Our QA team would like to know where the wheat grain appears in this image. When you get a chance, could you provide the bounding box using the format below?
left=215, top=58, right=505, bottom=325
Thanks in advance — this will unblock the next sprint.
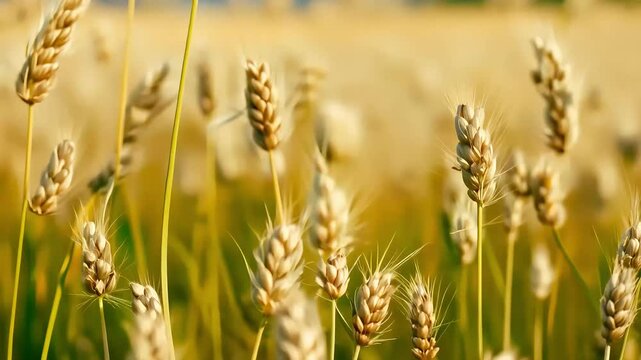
left=129, top=283, right=168, bottom=360
left=245, top=60, right=282, bottom=151
left=530, top=160, right=566, bottom=228
left=600, top=266, right=637, bottom=344
left=531, top=37, right=579, bottom=154
left=353, top=270, right=396, bottom=347
left=79, top=221, right=116, bottom=297
left=275, top=289, right=327, bottom=360
left=316, top=248, right=349, bottom=300
left=252, top=223, right=304, bottom=317
left=29, top=139, right=75, bottom=215
left=15, top=0, right=90, bottom=104
left=453, top=104, right=498, bottom=206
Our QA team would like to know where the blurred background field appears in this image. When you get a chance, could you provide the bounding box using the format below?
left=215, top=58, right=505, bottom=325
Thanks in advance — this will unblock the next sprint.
left=1, top=0, right=641, bottom=359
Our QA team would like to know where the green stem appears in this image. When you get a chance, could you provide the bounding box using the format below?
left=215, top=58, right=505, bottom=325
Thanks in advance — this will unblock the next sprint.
left=159, top=1, right=198, bottom=359
left=534, top=300, right=543, bottom=360
left=352, top=345, right=361, bottom=360
left=41, top=241, right=76, bottom=360
left=502, top=231, right=516, bottom=351
left=98, top=297, right=110, bottom=360
left=604, top=344, right=611, bottom=360
left=250, top=320, right=267, bottom=360
left=113, top=0, right=135, bottom=181
left=551, top=228, right=596, bottom=312
left=8, top=103, right=34, bottom=360
left=459, top=267, right=468, bottom=358
left=268, top=150, right=285, bottom=224
left=205, top=134, right=223, bottom=360
left=330, top=300, right=336, bottom=360
left=477, top=203, right=483, bottom=360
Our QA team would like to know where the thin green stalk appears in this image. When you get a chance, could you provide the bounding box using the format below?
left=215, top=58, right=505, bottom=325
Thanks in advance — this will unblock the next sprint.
left=113, top=0, right=135, bottom=181
left=459, top=267, right=468, bottom=359
left=352, top=345, right=361, bottom=360
left=41, top=241, right=76, bottom=359
left=8, top=104, right=34, bottom=360
left=477, top=203, right=483, bottom=360
left=502, top=231, right=516, bottom=351
left=546, top=253, right=561, bottom=336
left=123, top=185, right=147, bottom=277
left=534, top=300, right=543, bottom=360
left=250, top=320, right=267, bottom=360
left=205, top=136, right=223, bottom=360
left=98, top=297, right=110, bottom=360
left=268, top=150, right=285, bottom=224
left=551, top=228, right=596, bottom=311
left=159, top=2, right=198, bottom=359
left=604, top=344, right=611, bottom=360
left=330, top=300, right=336, bottom=360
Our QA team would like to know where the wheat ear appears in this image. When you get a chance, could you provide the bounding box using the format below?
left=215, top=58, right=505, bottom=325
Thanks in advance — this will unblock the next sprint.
left=129, top=283, right=168, bottom=360
left=16, top=0, right=90, bottom=105
left=316, top=248, right=349, bottom=360
left=404, top=273, right=441, bottom=360
left=275, top=289, right=327, bottom=360
left=530, top=37, right=579, bottom=154
left=197, top=59, right=216, bottom=118
left=29, top=139, right=75, bottom=215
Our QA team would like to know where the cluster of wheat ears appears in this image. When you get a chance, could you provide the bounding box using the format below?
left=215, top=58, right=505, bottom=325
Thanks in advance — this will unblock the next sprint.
left=4, top=1, right=641, bottom=360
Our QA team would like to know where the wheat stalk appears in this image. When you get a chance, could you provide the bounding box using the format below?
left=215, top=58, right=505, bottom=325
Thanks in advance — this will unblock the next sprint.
left=531, top=243, right=554, bottom=360
left=89, top=63, right=171, bottom=193
left=29, top=139, right=75, bottom=215
left=129, top=283, right=168, bottom=360
left=530, top=37, right=579, bottom=154
left=275, top=289, right=327, bottom=360
left=15, top=0, right=90, bottom=105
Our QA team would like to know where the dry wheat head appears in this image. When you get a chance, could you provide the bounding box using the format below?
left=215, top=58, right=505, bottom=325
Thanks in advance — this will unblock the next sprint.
left=245, top=60, right=282, bottom=151
left=275, top=289, right=327, bottom=360
left=618, top=220, right=641, bottom=271
left=405, top=274, right=440, bottom=360
left=353, top=270, right=396, bottom=346
left=16, top=0, right=89, bottom=104
left=600, top=266, right=637, bottom=344
left=451, top=198, right=477, bottom=265
left=507, top=150, right=530, bottom=197
left=29, top=139, right=75, bottom=215
left=80, top=221, right=116, bottom=297
left=316, top=248, right=349, bottom=300
left=309, top=154, right=351, bottom=256
left=503, top=195, right=524, bottom=236
left=530, top=160, right=566, bottom=228
left=252, top=224, right=304, bottom=316
left=531, top=37, right=579, bottom=154
left=197, top=60, right=216, bottom=118
left=453, top=104, right=498, bottom=206
left=530, top=243, right=554, bottom=300
left=129, top=283, right=168, bottom=360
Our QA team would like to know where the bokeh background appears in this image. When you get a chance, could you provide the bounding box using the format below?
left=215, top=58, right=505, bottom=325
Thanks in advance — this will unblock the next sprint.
left=1, top=0, right=641, bottom=359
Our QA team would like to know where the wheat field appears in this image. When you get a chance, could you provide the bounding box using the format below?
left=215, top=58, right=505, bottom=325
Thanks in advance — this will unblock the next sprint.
left=1, top=1, right=641, bottom=359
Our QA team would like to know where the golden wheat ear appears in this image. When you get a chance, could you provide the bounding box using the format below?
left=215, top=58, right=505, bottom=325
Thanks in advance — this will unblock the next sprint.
left=29, top=139, right=75, bottom=216
left=129, top=283, right=169, bottom=359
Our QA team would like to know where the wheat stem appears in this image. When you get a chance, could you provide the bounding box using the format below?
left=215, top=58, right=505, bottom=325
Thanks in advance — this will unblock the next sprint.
left=8, top=104, right=34, bottom=360
left=268, top=150, right=284, bottom=223
left=250, top=320, right=267, bottom=360
left=460, top=267, right=468, bottom=358
left=330, top=300, right=337, bottom=360
left=604, top=344, right=611, bottom=360
left=113, top=0, right=135, bottom=181
left=477, top=203, right=483, bottom=360
left=98, top=297, right=110, bottom=360
left=353, top=345, right=361, bottom=360
left=546, top=253, right=561, bottom=336
left=159, top=1, right=198, bottom=358
left=551, top=228, right=596, bottom=311
left=123, top=185, right=147, bottom=277
left=41, top=241, right=76, bottom=359
left=205, top=136, right=223, bottom=360
left=534, top=300, right=543, bottom=360
left=502, top=230, right=516, bottom=351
